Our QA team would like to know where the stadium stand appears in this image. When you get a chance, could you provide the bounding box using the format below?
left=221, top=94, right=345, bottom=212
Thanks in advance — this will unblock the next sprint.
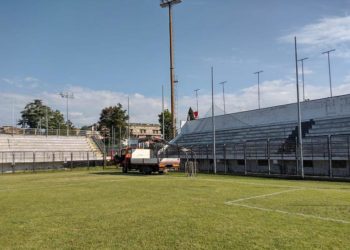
left=0, top=133, right=104, bottom=172
left=170, top=94, right=350, bottom=178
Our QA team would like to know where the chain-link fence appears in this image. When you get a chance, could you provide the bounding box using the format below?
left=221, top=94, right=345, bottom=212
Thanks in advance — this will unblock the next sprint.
left=165, top=134, right=350, bottom=179
left=0, top=151, right=104, bottom=173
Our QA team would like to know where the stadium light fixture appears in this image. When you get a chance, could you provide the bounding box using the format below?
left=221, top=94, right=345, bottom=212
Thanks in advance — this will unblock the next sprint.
left=59, top=92, right=74, bottom=136
left=218, top=81, right=227, bottom=114
left=322, top=49, right=336, bottom=98
left=160, top=0, right=182, bottom=139
left=254, top=71, right=263, bottom=109
left=298, top=57, right=309, bottom=101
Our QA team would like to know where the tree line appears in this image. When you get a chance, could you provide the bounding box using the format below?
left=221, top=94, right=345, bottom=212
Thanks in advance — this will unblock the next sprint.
left=17, top=99, right=174, bottom=140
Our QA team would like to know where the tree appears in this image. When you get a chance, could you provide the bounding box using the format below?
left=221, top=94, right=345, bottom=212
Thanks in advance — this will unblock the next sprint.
left=18, top=99, right=67, bottom=129
left=187, top=107, right=195, bottom=121
left=158, top=109, right=173, bottom=141
left=98, top=104, right=128, bottom=140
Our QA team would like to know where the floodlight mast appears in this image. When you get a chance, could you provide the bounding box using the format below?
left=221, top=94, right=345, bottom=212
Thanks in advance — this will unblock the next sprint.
left=59, top=92, right=74, bottom=136
left=160, top=0, right=182, bottom=139
left=322, top=49, right=336, bottom=97
left=254, top=71, right=263, bottom=109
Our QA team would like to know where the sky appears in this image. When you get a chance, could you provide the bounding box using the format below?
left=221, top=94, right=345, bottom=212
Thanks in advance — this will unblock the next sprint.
left=1, top=0, right=350, bottom=128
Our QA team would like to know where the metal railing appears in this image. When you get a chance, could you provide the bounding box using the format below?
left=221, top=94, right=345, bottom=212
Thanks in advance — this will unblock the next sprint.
left=0, top=150, right=104, bottom=173
left=165, top=134, right=350, bottom=179
left=0, top=128, right=100, bottom=137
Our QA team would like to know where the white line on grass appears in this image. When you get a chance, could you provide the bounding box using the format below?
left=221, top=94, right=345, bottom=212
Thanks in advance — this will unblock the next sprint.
left=229, top=203, right=350, bottom=224
left=225, top=188, right=350, bottom=224
left=225, top=189, right=302, bottom=204
left=192, top=177, right=350, bottom=192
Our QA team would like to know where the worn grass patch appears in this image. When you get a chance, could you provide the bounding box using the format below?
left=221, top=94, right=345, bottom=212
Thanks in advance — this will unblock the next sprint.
left=0, top=169, right=349, bottom=249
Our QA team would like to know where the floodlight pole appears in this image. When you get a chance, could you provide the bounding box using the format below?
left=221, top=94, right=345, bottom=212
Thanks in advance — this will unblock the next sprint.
left=128, top=96, right=130, bottom=146
left=218, top=81, right=227, bottom=114
left=162, top=85, right=165, bottom=139
left=322, top=49, right=335, bottom=97
left=59, top=92, right=74, bottom=136
left=211, top=66, right=217, bottom=174
left=194, top=89, right=200, bottom=116
left=298, top=57, right=308, bottom=101
left=254, top=71, right=263, bottom=109
left=295, top=37, right=304, bottom=179
left=160, top=0, right=182, bottom=139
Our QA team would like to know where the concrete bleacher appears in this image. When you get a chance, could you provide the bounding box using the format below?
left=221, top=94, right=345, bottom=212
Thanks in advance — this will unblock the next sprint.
left=172, top=94, right=350, bottom=178
left=0, top=134, right=103, bottom=164
left=175, top=122, right=297, bottom=145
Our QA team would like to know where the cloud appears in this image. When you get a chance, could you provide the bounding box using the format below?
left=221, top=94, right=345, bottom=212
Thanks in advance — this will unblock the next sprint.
left=1, top=80, right=350, bottom=129
left=0, top=86, right=163, bottom=127
left=177, top=79, right=350, bottom=123
left=280, top=16, right=350, bottom=58
left=0, top=76, right=40, bottom=88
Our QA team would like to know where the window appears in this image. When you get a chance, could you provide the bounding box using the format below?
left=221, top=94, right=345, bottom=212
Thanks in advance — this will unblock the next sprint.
left=139, top=129, right=146, bottom=134
left=153, top=130, right=159, bottom=134
left=332, top=160, right=347, bottom=169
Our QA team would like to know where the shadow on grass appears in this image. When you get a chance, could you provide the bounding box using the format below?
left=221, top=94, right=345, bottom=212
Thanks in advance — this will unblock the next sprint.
left=90, top=171, right=155, bottom=177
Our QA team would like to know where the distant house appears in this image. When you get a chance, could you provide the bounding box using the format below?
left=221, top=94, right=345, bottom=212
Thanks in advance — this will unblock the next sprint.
left=129, top=123, right=161, bottom=139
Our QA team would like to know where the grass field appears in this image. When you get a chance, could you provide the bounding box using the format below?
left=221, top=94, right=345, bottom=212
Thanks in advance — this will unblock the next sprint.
left=1, top=168, right=349, bottom=249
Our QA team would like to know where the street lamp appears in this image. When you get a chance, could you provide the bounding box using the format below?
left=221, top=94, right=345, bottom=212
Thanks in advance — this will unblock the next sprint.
left=218, top=81, right=227, bottom=114
left=59, top=92, right=74, bottom=136
left=254, top=70, right=263, bottom=109
left=298, top=57, right=308, bottom=101
left=322, top=49, right=336, bottom=97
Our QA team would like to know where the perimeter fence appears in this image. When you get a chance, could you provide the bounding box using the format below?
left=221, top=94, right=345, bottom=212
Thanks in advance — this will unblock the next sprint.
left=164, top=134, right=350, bottom=179
left=0, top=151, right=104, bottom=173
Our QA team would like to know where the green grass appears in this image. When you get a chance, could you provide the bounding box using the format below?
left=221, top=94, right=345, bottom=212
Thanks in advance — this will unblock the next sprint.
left=0, top=169, right=349, bottom=249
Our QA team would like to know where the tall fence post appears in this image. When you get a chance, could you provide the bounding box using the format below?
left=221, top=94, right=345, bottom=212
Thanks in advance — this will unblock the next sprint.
left=295, top=137, right=299, bottom=176
left=87, top=152, right=90, bottom=170
left=328, top=135, right=333, bottom=178
left=224, top=144, right=227, bottom=174
left=12, top=153, right=15, bottom=174
left=1, top=152, right=3, bottom=174
left=244, top=142, right=247, bottom=175
left=32, top=152, right=35, bottom=172
left=206, top=144, right=209, bottom=173
left=70, top=152, right=73, bottom=170
left=52, top=152, right=55, bottom=170
left=267, top=138, right=271, bottom=175
left=348, top=136, right=350, bottom=178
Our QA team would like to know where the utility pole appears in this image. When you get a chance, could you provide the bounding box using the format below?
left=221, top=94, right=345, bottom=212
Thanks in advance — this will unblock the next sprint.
left=59, top=92, right=74, bottom=136
left=254, top=71, right=263, bottom=109
left=160, top=0, right=182, bottom=139
left=322, top=49, right=336, bottom=97
left=218, top=81, right=227, bottom=114
left=211, top=67, right=217, bottom=174
left=162, top=85, right=165, bottom=139
left=298, top=57, right=308, bottom=101
left=194, top=89, right=200, bottom=117
left=295, top=37, right=304, bottom=178
left=128, top=96, right=130, bottom=146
